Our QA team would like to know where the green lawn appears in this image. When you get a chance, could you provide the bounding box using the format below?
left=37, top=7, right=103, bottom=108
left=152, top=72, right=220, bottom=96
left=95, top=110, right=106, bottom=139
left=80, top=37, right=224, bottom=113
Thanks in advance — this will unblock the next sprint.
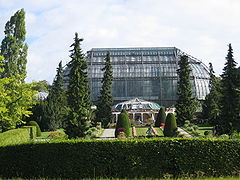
left=135, top=126, right=163, bottom=136
left=197, top=126, right=213, bottom=136
left=35, top=129, right=67, bottom=140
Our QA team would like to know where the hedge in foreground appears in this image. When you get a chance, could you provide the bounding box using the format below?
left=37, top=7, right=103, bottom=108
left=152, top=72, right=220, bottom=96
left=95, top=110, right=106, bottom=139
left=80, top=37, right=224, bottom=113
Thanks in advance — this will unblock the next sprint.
left=1, top=138, right=240, bottom=178
left=0, top=126, right=36, bottom=146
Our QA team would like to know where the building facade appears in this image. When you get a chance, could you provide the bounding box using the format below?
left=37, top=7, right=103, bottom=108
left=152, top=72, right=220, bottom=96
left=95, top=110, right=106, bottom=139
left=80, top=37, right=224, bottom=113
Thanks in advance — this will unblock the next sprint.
left=84, top=47, right=209, bottom=107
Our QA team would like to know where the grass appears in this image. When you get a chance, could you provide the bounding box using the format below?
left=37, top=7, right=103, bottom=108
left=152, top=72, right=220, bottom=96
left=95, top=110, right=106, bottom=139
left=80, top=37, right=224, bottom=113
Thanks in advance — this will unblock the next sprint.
left=135, top=126, right=163, bottom=136
left=35, top=129, right=67, bottom=141
left=197, top=126, right=213, bottom=136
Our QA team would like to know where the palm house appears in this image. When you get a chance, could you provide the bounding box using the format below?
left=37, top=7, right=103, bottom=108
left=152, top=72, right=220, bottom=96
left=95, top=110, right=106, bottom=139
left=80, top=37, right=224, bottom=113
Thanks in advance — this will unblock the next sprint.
left=86, top=47, right=210, bottom=107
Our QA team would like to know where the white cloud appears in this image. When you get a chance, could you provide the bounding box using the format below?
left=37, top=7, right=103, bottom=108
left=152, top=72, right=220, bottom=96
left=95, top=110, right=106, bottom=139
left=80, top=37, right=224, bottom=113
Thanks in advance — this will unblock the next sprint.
left=1, top=0, right=240, bottom=83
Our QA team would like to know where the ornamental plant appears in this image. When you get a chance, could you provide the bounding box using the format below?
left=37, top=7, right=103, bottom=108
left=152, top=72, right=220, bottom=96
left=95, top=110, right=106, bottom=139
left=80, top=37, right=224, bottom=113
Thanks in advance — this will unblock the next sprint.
left=163, top=113, right=177, bottom=137
left=155, top=107, right=166, bottom=127
left=28, top=121, right=41, bottom=137
left=115, top=110, right=130, bottom=137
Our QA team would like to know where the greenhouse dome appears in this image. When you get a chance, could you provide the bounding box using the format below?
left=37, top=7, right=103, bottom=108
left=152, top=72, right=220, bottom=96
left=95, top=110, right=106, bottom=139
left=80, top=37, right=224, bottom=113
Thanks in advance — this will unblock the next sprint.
left=112, top=98, right=161, bottom=123
left=113, top=98, right=160, bottom=111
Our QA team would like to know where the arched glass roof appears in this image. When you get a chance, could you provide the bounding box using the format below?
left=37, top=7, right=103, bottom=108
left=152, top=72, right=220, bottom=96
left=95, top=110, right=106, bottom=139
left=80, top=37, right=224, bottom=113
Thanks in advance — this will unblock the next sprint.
left=113, top=98, right=160, bottom=111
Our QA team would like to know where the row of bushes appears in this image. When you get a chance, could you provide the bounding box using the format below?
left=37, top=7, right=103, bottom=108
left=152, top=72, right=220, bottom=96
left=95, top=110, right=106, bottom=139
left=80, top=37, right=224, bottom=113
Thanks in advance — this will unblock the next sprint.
left=0, top=126, right=36, bottom=146
left=1, top=138, right=240, bottom=178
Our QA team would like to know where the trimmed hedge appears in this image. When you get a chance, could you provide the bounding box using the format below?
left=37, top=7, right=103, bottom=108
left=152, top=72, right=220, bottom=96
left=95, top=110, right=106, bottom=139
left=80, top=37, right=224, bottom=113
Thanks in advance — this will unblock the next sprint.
left=28, top=121, right=41, bottom=137
left=0, top=126, right=36, bottom=146
left=1, top=138, right=240, bottom=178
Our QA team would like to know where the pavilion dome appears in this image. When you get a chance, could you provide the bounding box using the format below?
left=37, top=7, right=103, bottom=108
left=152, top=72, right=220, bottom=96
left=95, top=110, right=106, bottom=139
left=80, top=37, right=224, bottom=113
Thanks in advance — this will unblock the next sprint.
left=112, top=98, right=160, bottom=111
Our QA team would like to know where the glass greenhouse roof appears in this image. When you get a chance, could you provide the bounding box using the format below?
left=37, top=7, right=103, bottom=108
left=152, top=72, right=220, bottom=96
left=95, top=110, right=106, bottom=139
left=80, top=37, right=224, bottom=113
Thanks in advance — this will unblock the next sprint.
left=64, top=46, right=211, bottom=107
left=113, top=98, right=160, bottom=111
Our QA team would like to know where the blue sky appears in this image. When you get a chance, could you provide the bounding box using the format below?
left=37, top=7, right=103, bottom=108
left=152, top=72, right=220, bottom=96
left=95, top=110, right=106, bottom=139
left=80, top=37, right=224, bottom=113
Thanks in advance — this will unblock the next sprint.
left=1, top=0, right=240, bottom=83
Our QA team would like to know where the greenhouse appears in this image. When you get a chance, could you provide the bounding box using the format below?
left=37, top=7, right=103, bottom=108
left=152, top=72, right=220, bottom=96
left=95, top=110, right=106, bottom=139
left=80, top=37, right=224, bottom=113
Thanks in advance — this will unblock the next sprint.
left=86, top=47, right=210, bottom=107
left=112, top=98, right=161, bottom=123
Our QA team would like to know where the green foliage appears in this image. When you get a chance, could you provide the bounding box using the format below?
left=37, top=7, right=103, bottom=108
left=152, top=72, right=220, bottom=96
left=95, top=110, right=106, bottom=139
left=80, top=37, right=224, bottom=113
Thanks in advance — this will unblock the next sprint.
left=44, top=61, right=68, bottom=131
left=182, top=120, right=200, bottom=137
left=155, top=107, right=166, bottom=127
left=0, top=126, right=36, bottom=146
left=95, top=52, right=113, bottom=128
left=2, top=138, right=240, bottom=178
left=202, top=63, right=221, bottom=126
left=65, top=33, right=91, bottom=138
left=31, top=80, right=50, bottom=92
left=0, top=8, right=36, bottom=132
left=27, top=121, right=41, bottom=137
left=115, top=111, right=130, bottom=137
left=176, top=55, right=197, bottom=126
left=217, top=44, right=240, bottom=135
left=26, top=100, right=48, bottom=131
left=0, top=8, right=27, bottom=81
left=0, top=56, right=37, bottom=132
left=163, top=113, right=177, bottom=137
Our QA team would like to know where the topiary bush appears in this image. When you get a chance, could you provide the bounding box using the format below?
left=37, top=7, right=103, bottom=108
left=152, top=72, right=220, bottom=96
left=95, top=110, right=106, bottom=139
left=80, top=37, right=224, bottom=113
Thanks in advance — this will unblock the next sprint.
left=163, top=113, right=177, bottom=137
left=28, top=121, right=41, bottom=137
left=115, top=110, right=130, bottom=137
left=155, top=107, right=166, bottom=127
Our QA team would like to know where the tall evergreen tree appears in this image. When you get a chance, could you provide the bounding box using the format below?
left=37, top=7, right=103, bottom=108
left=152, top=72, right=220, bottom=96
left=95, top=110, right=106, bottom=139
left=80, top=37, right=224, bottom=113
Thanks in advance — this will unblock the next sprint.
left=65, top=33, right=91, bottom=138
left=216, top=44, right=239, bottom=135
left=202, top=63, right=221, bottom=126
left=95, top=52, right=113, bottom=127
left=0, top=9, right=28, bottom=81
left=45, top=61, right=68, bottom=130
left=175, top=55, right=196, bottom=126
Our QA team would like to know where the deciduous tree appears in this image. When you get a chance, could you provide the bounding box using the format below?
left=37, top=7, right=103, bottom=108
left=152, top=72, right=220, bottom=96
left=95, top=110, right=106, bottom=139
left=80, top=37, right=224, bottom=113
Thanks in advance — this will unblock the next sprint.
left=0, top=9, right=28, bottom=81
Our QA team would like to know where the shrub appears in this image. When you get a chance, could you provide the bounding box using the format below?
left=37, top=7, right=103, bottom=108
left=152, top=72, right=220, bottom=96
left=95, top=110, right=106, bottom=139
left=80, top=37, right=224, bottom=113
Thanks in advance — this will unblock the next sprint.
left=1, top=139, right=240, bottom=178
left=28, top=121, right=41, bottom=137
left=163, top=113, right=177, bottom=137
left=115, top=110, right=130, bottom=137
left=155, top=107, right=166, bottom=127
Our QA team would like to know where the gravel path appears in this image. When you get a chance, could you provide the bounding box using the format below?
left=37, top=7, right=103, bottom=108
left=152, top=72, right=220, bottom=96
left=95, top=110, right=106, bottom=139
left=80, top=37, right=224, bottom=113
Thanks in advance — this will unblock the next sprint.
left=99, top=128, right=115, bottom=139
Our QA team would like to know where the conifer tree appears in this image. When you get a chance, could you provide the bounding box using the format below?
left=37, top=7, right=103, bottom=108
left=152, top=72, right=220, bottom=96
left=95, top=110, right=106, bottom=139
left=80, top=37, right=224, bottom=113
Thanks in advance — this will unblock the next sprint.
left=0, top=9, right=28, bottom=81
left=216, top=44, right=239, bottom=135
left=65, top=33, right=91, bottom=138
left=175, top=55, right=196, bottom=126
left=202, top=63, right=221, bottom=126
left=45, top=61, right=68, bottom=130
left=95, top=52, right=113, bottom=127
left=155, top=107, right=166, bottom=127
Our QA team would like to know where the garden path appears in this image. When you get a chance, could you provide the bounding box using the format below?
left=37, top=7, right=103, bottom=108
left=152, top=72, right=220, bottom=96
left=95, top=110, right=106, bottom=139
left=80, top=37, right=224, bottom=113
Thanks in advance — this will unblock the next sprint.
left=177, top=127, right=193, bottom=138
left=99, top=128, right=115, bottom=139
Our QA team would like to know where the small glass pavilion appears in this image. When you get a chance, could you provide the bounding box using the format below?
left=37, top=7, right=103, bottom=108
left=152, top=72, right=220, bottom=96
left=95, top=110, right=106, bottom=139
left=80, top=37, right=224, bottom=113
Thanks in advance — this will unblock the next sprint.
left=112, top=98, right=161, bottom=123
